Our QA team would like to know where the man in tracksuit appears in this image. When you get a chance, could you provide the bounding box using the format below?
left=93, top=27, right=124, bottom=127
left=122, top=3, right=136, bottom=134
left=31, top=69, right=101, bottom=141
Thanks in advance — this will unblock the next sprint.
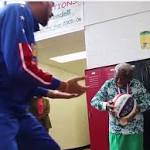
left=0, top=2, right=86, bottom=150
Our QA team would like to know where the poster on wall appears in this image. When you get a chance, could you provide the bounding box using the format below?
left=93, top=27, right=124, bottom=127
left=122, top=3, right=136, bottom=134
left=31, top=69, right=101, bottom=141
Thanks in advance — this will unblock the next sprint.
left=35, top=1, right=84, bottom=41
left=140, top=31, right=150, bottom=49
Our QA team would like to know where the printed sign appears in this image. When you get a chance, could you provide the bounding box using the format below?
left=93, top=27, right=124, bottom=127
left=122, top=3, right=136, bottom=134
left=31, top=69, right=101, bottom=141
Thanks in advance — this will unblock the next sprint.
left=35, top=1, right=84, bottom=41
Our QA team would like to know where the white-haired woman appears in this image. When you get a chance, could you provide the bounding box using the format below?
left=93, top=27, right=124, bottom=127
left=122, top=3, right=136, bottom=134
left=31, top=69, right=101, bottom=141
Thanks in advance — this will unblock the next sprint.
left=91, top=63, right=150, bottom=150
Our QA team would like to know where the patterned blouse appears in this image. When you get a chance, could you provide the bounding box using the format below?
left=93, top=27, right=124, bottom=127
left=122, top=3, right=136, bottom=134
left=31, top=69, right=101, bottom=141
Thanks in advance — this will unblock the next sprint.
left=91, top=78, right=150, bottom=135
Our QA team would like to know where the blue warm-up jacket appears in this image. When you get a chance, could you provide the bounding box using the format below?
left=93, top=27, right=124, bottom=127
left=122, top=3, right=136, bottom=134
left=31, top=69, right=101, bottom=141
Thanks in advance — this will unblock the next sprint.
left=0, top=3, right=60, bottom=114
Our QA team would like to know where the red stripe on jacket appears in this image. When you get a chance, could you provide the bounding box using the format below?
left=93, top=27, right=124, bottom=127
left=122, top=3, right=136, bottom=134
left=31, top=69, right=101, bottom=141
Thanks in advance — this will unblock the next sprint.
left=18, top=43, right=52, bottom=85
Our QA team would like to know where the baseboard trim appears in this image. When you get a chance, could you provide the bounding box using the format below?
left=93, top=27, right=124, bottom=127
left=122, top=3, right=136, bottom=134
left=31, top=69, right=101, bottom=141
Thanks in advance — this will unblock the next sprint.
left=64, top=144, right=90, bottom=150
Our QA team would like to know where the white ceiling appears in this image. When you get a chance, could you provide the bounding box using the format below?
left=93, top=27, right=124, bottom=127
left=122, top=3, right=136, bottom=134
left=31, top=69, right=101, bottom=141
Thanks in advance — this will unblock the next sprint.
left=37, top=30, right=86, bottom=76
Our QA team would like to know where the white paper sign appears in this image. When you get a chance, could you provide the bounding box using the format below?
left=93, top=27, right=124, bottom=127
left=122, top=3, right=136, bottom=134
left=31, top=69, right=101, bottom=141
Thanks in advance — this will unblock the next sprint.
left=35, top=1, right=84, bottom=41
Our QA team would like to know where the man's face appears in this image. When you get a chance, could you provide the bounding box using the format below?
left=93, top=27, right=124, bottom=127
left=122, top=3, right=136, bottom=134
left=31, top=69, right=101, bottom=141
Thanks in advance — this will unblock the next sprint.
left=114, top=70, right=130, bottom=88
left=39, top=1, right=54, bottom=26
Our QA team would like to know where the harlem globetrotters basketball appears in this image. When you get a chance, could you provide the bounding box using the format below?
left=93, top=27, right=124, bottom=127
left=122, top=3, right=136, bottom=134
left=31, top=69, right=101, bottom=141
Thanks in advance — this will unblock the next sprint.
left=112, top=94, right=137, bottom=121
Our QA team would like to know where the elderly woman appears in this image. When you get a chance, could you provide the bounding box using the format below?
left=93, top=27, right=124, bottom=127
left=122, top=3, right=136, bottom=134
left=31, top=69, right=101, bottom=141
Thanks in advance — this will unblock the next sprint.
left=91, top=63, right=150, bottom=150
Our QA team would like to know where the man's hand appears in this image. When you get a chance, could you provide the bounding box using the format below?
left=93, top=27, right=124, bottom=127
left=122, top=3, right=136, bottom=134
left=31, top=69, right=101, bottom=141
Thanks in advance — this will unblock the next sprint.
left=66, top=77, right=86, bottom=95
left=58, top=76, right=87, bottom=96
left=47, top=90, right=79, bottom=99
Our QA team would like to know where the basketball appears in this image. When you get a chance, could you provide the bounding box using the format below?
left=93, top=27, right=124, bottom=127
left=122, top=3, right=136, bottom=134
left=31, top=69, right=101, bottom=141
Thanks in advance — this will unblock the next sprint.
left=112, top=94, right=137, bottom=119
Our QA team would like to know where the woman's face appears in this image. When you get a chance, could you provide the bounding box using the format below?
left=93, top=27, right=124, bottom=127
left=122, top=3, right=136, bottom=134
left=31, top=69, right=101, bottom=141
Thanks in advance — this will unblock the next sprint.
left=114, top=70, right=131, bottom=88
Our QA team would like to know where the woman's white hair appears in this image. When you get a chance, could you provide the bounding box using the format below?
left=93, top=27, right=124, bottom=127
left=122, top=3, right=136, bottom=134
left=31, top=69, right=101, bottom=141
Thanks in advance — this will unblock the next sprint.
left=115, top=63, right=135, bottom=76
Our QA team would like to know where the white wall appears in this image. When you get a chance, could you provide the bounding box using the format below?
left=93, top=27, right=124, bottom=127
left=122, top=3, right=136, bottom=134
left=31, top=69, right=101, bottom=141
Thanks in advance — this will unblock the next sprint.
left=84, top=2, right=150, bottom=26
left=84, top=2, right=150, bottom=69
left=39, top=63, right=89, bottom=149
